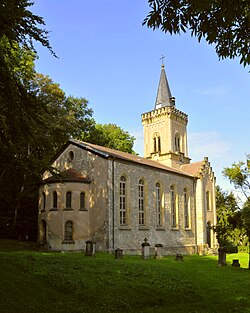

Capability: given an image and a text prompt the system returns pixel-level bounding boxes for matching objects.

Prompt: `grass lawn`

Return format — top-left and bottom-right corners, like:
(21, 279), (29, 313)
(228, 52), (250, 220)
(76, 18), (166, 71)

(0, 240), (249, 313)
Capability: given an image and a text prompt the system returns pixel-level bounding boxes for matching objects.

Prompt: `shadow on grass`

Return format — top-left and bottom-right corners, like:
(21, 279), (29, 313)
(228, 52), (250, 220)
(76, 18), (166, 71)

(0, 241), (249, 313)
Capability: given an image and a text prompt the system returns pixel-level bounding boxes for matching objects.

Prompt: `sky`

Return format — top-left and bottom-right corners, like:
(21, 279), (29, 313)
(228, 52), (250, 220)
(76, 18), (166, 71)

(32, 0), (250, 193)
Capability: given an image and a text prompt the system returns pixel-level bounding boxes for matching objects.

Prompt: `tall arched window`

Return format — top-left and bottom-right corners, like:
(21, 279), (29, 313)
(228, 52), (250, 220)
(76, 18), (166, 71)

(42, 192), (46, 211)
(156, 183), (161, 226)
(175, 133), (180, 153)
(171, 185), (176, 227)
(138, 179), (145, 225)
(206, 191), (210, 211)
(64, 220), (73, 241)
(66, 192), (72, 209)
(80, 192), (86, 210)
(119, 176), (127, 225)
(153, 133), (161, 153)
(53, 191), (58, 209)
(184, 188), (189, 228)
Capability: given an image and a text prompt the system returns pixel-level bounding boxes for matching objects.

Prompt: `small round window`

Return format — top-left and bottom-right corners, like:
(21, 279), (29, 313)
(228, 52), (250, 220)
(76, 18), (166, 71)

(68, 151), (74, 162)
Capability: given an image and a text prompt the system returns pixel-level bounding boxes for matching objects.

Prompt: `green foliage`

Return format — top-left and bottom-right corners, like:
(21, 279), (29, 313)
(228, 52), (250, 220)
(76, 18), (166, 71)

(223, 155), (250, 239)
(0, 0), (54, 55)
(0, 51), (94, 239)
(143, 0), (250, 67)
(83, 123), (136, 154)
(215, 186), (247, 247)
(223, 155), (250, 198)
(0, 243), (249, 313)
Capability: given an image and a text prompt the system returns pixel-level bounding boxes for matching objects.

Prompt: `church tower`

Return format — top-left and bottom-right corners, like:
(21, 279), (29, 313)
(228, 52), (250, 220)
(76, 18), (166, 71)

(141, 64), (191, 168)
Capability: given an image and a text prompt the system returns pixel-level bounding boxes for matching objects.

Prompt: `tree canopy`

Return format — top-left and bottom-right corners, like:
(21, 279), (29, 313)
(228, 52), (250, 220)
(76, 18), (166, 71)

(0, 0), (53, 54)
(223, 155), (250, 268)
(143, 0), (250, 66)
(215, 186), (247, 248)
(83, 123), (136, 154)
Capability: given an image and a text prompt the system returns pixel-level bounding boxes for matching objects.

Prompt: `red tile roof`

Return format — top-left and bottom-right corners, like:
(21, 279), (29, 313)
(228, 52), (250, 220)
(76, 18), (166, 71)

(43, 168), (91, 184)
(70, 139), (196, 178)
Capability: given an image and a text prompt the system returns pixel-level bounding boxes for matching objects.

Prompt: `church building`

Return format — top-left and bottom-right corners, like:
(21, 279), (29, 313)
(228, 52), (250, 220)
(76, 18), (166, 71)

(38, 64), (217, 255)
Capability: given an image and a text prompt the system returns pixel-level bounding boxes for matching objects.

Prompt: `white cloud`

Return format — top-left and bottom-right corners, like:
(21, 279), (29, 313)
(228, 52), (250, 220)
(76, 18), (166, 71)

(189, 131), (231, 160)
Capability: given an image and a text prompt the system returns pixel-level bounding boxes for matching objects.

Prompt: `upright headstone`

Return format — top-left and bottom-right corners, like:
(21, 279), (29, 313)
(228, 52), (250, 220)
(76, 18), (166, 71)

(85, 240), (96, 256)
(115, 248), (123, 259)
(141, 238), (151, 259)
(175, 253), (184, 261)
(154, 244), (163, 259)
(218, 247), (227, 266)
(232, 259), (240, 267)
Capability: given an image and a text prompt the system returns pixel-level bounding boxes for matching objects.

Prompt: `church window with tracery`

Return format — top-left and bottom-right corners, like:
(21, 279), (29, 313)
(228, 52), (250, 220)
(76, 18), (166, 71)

(119, 176), (127, 225)
(138, 179), (145, 225)
(171, 185), (177, 227)
(156, 183), (162, 226)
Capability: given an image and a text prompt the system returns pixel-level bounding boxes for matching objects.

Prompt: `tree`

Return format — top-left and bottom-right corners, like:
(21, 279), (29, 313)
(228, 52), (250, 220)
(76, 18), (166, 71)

(0, 0), (53, 54)
(215, 186), (247, 247)
(143, 0), (250, 67)
(83, 123), (136, 154)
(223, 155), (250, 268)
(0, 54), (94, 239)
(223, 155), (250, 199)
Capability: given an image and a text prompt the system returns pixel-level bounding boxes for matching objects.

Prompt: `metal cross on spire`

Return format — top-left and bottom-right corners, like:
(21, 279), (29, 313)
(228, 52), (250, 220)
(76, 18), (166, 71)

(159, 54), (165, 65)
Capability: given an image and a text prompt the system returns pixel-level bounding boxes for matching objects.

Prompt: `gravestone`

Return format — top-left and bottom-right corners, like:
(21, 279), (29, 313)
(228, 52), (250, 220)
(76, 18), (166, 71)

(85, 240), (96, 256)
(175, 253), (184, 261)
(141, 238), (150, 259)
(218, 247), (227, 266)
(154, 244), (163, 259)
(232, 259), (240, 267)
(115, 248), (123, 259)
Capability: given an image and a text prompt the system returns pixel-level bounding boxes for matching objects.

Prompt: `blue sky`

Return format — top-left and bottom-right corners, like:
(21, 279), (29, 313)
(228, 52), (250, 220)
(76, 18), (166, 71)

(32, 0), (250, 192)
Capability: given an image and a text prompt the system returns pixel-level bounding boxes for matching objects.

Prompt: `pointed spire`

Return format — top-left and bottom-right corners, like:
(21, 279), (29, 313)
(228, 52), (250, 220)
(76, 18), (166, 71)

(155, 64), (175, 109)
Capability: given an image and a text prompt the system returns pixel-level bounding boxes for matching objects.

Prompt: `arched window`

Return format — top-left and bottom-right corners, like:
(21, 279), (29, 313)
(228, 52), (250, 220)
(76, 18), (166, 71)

(156, 183), (161, 226)
(53, 191), (58, 209)
(66, 192), (72, 209)
(42, 192), (46, 211)
(138, 179), (145, 225)
(175, 133), (180, 153)
(171, 185), (176, 227)
(184, 188), (189, 228)
(119, 176), (127, 225)
(206, 191), (210, 211)
(64, 220), (73, 241)
(80, 192), (86, 210)
(153, 133), (161, 153)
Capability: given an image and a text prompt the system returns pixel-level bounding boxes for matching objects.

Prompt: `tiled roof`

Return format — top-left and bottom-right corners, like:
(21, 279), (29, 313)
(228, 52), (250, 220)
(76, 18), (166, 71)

(43, 168), (91, 184)
(70, 139), (195, 178)
(180, 162), (204, 176)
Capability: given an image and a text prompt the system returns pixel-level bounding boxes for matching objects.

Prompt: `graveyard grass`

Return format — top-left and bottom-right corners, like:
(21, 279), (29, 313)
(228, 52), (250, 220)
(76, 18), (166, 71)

(0, 240), (249, 313)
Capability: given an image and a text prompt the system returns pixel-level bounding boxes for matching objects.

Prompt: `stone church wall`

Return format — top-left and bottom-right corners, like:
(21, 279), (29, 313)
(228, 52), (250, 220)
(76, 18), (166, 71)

(112, 159), (197, 255)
